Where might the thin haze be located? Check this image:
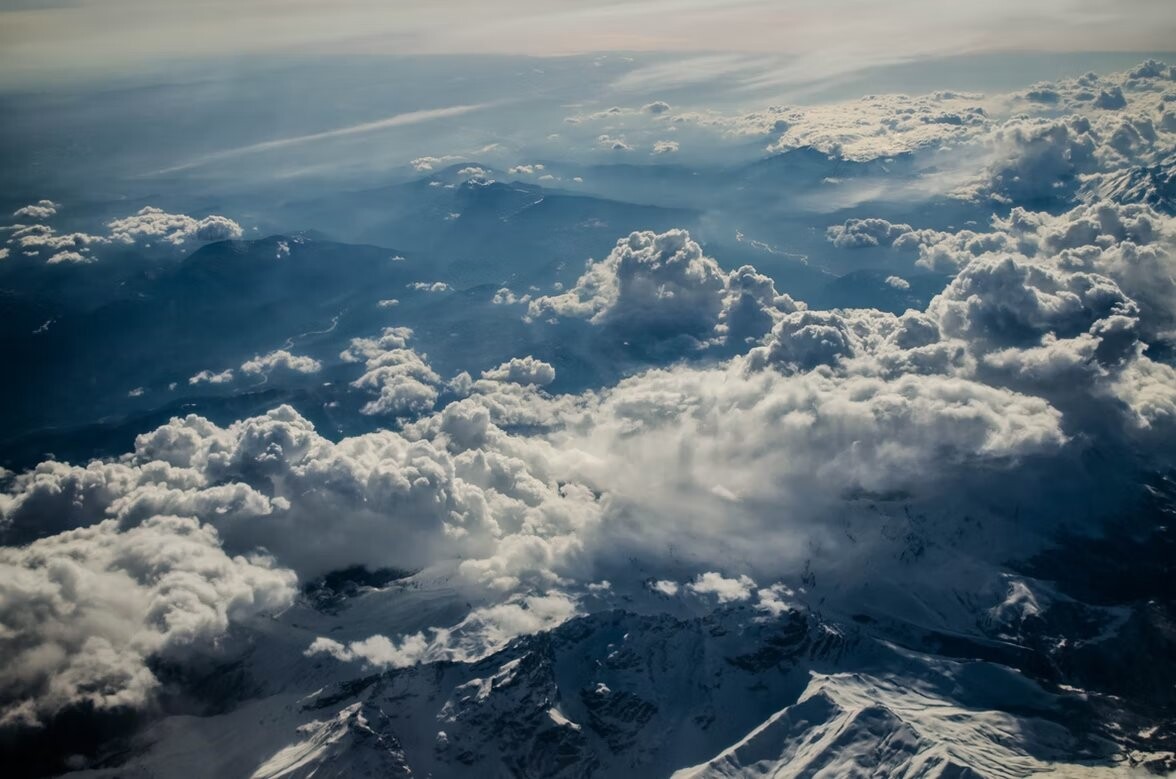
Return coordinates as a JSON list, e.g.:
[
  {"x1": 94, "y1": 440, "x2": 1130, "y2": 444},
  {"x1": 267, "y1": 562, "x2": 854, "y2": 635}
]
[{"x1": 1, "y1": 0, "x2": 1174, "y2": 86}]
